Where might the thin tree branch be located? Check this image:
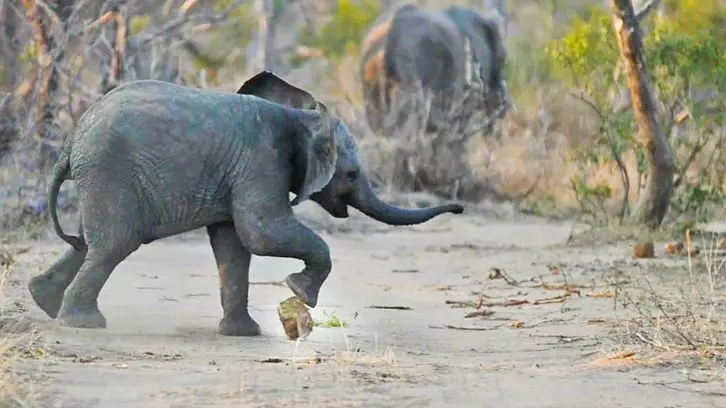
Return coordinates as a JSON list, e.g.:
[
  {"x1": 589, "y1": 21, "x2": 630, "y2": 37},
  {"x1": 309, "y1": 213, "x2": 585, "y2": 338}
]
[
  {"x1": 135, "y1": 0, "x2": 247, "y2": 50},
  {"x1": 635, "y1": 0, "x2": 661, "y2": 22}
]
